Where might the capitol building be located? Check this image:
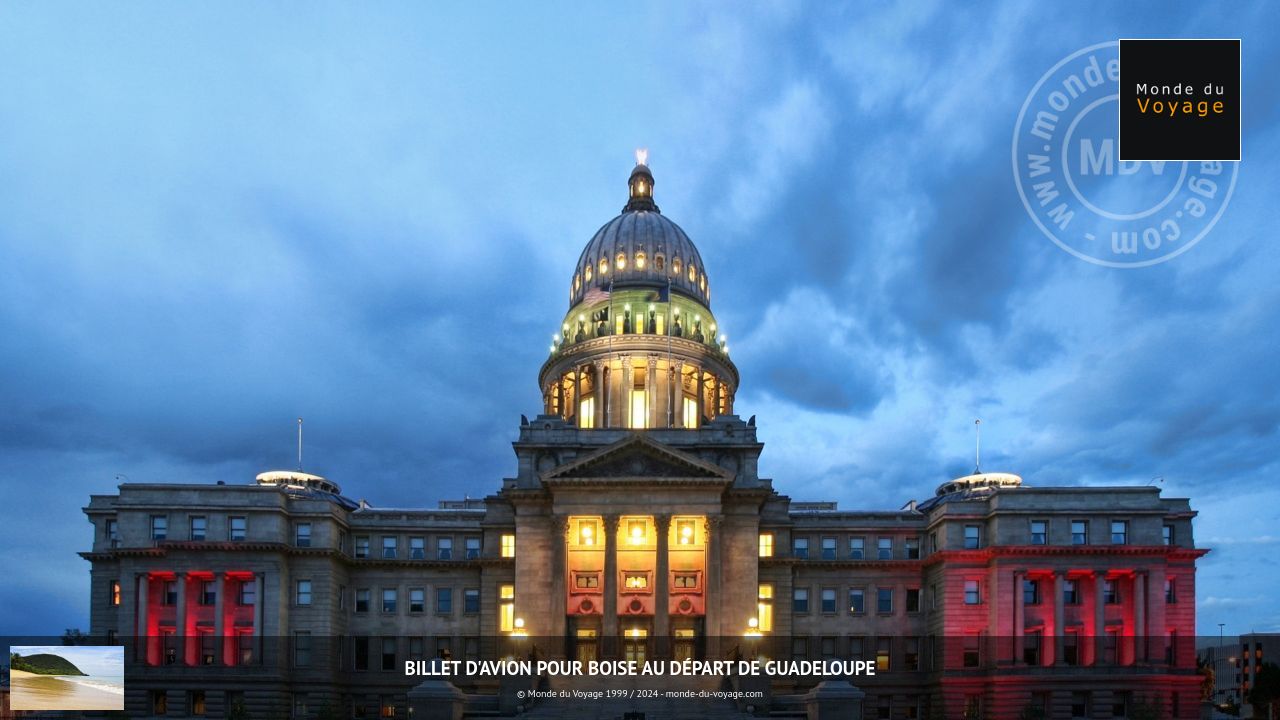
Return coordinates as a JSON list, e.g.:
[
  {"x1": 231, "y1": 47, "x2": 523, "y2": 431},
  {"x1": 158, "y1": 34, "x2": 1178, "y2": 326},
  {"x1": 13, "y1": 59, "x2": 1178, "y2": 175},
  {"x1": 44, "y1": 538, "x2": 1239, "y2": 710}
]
[{"x1": 81, "y1": 157, "x2": 1206, "y2": 719}]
